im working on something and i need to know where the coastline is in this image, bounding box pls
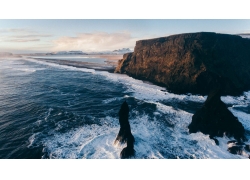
[31,55,122,73]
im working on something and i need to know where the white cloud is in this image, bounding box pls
[52,32,138,52]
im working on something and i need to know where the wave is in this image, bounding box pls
[29,103,248,159]
[25,58,96,73]
[17,57,250,158]
[22,57,250,107]
[0,59,45,75]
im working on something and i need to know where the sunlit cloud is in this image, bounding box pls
[52,32,138,52]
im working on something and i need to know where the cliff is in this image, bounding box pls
[115,32,250,95]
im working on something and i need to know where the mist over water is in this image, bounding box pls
[0,57,249,159]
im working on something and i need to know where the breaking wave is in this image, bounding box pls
[0,58,249,158]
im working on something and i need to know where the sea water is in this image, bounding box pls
[32,55,107,64]
[0,57,249,159]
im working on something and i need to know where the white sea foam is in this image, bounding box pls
[22,57,250,158]
[28,132,43,148]
[44,108,53,121]
[24,58,96,73]
[221,92,250,105]
[31,89,250,159]
[41,117,123,159]
[102,97,123,104]
[37,102,249,159]
[0,59,45,75]
[97,71,207,104]
[34,56,93,59]
[23,57,250,107]
[24,58,206,104]
[229,107,250,134]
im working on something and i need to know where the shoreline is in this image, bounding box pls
[24,54,122,73]
[32,57,117,73]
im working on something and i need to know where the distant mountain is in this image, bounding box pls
[45,49,133,56]
[238,33,250,39]
[30,53,48,56]
[0,52,13,57]
[46,51,88,55]
[87,48,133,55]
[0,52,22,58]
[112,48,132,54]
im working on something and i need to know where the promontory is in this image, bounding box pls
[115,32,250,96]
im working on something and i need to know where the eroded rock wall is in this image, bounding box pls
[115,32,250,95]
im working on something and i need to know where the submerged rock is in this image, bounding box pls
[228,146,244,155]
[227,140,237,144]
[245,145,250,152]
[115,32,250,96]
[188,88,245,141]
[209,135,219,145]
[227,140,250,157]
[114,101,135,159]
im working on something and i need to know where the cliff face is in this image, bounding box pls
[115,32,250,95]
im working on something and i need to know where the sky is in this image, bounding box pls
[1,19,250,54]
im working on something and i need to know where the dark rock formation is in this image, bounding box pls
[245,145,250,152]
[226,140,250,158]
[115,32,250,96]
[226,140,250,157]
[227,140,246,146]
[227,140,237,144]
[227,140,245,155]
[188,88,245,141]
[114,101,135,159]
[209,135,219,145]
[228,146,244,155]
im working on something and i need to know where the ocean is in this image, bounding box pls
[0,55,249,159]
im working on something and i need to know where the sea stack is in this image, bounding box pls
[188,88,245,142]
[115,32,250,96]
[114,101,135,159]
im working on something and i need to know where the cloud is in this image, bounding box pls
[10,34,52,38]
[0,28,36,34]
[52,32,138,52]
[6,38,40,42]
[0,28,53,43]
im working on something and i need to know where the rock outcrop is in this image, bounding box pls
[188,88,245,141]
[227,140,250,158]
[115,32,250,96]
[114,101,135,159]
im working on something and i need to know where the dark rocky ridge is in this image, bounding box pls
[188,88,245,141]
[114,101,135,159]
[115,32,250,96]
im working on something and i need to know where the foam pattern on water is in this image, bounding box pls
[0,59,45,75]
[20,58,250,159]
[36,102,248,159]
[25,58,96,73]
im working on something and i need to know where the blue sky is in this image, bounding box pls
[1,19,250,53]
